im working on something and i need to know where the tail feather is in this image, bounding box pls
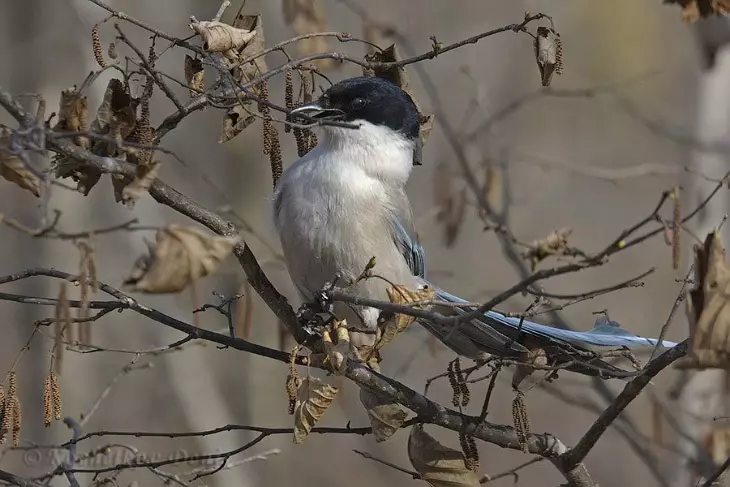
[433,287,677,349]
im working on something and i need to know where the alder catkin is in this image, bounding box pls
[285,69,294,134]
[11,397,21,447]
[92,24,108,69]
[51,370,62,421]
[43,376,52,427]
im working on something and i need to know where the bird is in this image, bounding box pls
[273,75,676,378]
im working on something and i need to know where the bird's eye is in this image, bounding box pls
[350,97,367,110]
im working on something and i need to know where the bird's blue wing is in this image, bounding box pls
[392,218,427,279]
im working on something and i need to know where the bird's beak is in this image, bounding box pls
[290,101,345,122]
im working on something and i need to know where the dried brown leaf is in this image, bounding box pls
[55,86,90,149]
[534,27,558,87]
[408,425,480,487]
[93,78,137,143]
[117,161,160,207]
[523,227,573,270]
[293,377,338,444]
[282,0,334,70]
[0,129,40,197]
[677,231,730,369]
[123,225,240,294]
[189,19,256,54]
[233,13,269,82]
[379,285,435,349]
[184,55,204,98]
[220,105,257,143]
[359,388,407,442]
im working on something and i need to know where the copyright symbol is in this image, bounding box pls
[23,449,42,467]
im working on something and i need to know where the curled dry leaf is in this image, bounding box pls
[221,105,257,143]
[677,231,730,369]
[282,0,334,70]
[378,285,435,349]
[523,227,572,270]
[189,19,256,54]
[55,86,90,149]
[533,27,559,87]
[293,377,339,444]
[359,388,407,442]
[364,44,434,158]
[184,55,204,98]
[124,225,240,294]
[232,13,269,82]
[93,78,137,142]
[408,425,480,487]
[117,161,160,207]
[0,128,40,197]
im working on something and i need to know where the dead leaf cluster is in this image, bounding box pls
[665,0,730,21]
[0,127,41,197]
[218,12,270,143]
[533,26,563,87]
[677,231,730,369]
[52,77,161,207]
[293,376,338,444]
[124,224,240,294]
[522,227,573,270]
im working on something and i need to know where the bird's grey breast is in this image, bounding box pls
[274,149,414,302]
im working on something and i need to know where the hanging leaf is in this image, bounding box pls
[293,377,339,444]
[232,13,269,82]
[189,19,256,54]
[533,27,559,87]
[282,0,334,69]
[123,225,240,293]
[55,86,90,149]
[184,55,204,98]
[0,128,40,197]
[408,425,480,487]
[117,161,160,207]
[378,285,435,349]
[677,231,730,369]
[359,388,407,442]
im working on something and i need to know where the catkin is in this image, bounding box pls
[43,376,52,427]
[453,358,470,406]
[555,35,564,75]
[51,370,62,420]
[287,345,300,415]
[11,397,21,447]
[512,391,531,453]
[447,361,461,408]
[92,24,108,69]
[459,432,479,472]
[284,69,294,134]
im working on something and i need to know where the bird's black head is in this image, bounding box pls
[291,76,420,140]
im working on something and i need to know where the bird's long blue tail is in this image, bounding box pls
[432,287,678,352]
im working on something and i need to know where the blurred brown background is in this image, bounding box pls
[0,1,725,486]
